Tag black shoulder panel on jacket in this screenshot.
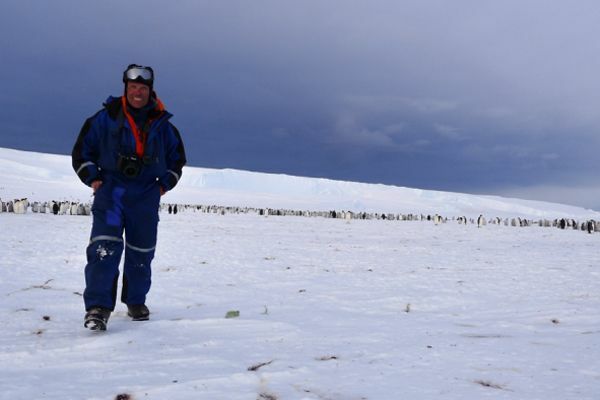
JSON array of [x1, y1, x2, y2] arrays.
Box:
[[104, 97, 122, 120], [71, 116, 94, 180], [171, 123, 187, 168]]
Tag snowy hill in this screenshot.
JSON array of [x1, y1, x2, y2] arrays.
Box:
[[0, 147, 598, 219]]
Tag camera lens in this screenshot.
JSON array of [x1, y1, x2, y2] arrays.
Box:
[[124, 163, 140, 178], [118, 154, 142, 178], [124, 166, 136, 177]]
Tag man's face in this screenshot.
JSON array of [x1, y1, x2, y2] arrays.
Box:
[[126, 81, 151, 109]]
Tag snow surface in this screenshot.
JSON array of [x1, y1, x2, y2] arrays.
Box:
[[1, 147, 599, 399], [1, 212, 599, 399]]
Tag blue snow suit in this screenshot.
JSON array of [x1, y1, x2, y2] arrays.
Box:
[[72, 95, 186, 311]]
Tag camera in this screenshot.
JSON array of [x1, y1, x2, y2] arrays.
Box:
[[117, 154, 143, 178]]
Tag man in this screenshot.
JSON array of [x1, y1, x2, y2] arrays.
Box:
[[72, 64, 186, 331]]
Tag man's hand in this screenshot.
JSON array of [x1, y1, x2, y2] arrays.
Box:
[[160, 186, 166, 196], [91, 180, 103, 193]]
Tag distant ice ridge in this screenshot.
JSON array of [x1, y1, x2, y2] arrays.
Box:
[[1, 146, 598, 219], [180, 166, 597, 218]]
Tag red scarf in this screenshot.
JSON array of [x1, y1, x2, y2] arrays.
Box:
[[121, 96, 165, 157]]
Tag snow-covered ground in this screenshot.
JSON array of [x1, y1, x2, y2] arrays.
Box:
[[1, 211, 599, 399], [1, 147, 599, 399]]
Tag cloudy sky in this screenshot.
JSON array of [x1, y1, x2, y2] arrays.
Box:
[[2, 1, 600, 210]]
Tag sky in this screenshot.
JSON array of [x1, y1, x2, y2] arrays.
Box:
[[2, 1, 600, 210]]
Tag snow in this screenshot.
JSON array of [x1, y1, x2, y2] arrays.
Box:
[[1, 147, 599, 399]]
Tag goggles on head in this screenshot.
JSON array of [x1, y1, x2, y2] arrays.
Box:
[[123, 64, 154, 85]]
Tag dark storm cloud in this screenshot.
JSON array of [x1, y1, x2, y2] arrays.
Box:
[[2, 0, 600, 209]]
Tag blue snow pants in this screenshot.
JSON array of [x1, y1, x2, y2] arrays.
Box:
[[83, 176, 161, 311]]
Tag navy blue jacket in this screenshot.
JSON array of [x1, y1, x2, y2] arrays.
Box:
[[72, 96, 186, 192]]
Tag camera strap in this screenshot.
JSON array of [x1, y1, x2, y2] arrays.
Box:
[[116, 108, 125, 137], [120, 96, 146, 157], [115, 107, 130, 156], [116, 107, 151, 155]]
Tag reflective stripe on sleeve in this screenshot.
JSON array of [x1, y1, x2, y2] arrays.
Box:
[[167, 169, 180, 182], [76, 161, 96, 175]]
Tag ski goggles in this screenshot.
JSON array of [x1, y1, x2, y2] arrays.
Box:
[[125, 66, 154, 82]]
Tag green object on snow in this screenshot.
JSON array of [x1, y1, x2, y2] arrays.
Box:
[[225, 310, 240, 318]]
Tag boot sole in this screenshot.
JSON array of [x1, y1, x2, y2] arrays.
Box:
[[84, 317, 107, 331], [127, 312, 149, 321]]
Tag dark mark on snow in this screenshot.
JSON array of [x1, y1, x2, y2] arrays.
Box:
[[8, 279, 54, 296], [248, 360, 274, 371], [258, 393, 278, 400], [474, 380, 508, 390], [581, 330, 600, 335], [316, 355, 338, 361], [462, 334, 510, 339]]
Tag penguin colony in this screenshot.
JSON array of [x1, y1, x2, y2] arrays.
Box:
[[1, 197, 598, 234]]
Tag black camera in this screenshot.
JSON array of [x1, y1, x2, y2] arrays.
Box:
[[117, 154, 143, 178]]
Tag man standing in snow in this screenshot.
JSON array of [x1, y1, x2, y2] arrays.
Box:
[[72, 64, 186, 330]]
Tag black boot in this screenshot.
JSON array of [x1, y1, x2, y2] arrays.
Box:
[[127, 304, 150, 321], [84, 307, 111, 331]]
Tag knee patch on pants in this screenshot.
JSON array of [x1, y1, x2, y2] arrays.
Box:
[[87, 236, 124, 262]]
